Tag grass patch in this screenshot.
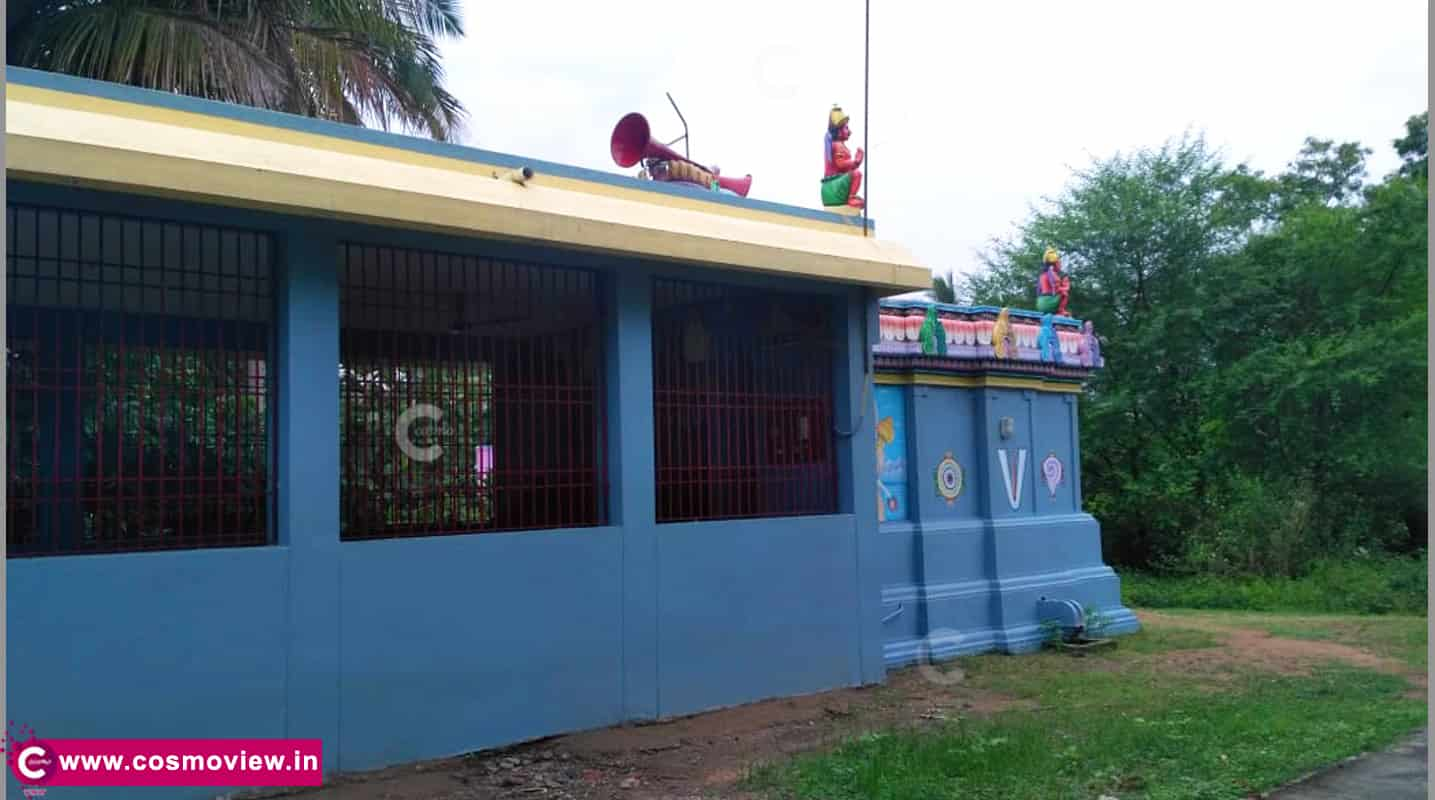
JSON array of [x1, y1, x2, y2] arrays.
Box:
[[749, 614, 1427, 800], [1120, 555, 1427, 615], [1156, 610, 1428, 671], [1114, 625, 1220, 655]]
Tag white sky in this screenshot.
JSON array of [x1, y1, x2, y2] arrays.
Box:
[[438, 1, 1428, 279]]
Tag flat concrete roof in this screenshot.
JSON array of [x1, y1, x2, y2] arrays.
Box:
[[5, 68, 930, 292]]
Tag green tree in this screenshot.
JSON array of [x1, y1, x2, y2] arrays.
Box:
[[966, 119, 1427, 575], [967, 134, 1265, 567], [931, 270, 957, 303], [7, 0, 467, 140], [1394, 111, 1428, 179], [1276, 138, 1372, 209]]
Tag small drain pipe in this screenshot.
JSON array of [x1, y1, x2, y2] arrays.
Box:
[[495, 166, 535, 186], [1037, 597, 1086, 640]]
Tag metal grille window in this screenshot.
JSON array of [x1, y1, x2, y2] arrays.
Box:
[[6, 204, 274, 557], [653, 279, 838, 522], [339, 244, 606, 540]]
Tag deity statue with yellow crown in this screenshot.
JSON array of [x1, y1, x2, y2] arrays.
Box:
[[1036, 247, 1071, 316], [821, 105, 864, 208]]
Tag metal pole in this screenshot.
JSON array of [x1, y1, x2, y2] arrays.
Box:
[[862, 0, 870, 237], [666, 92, 689, 160]]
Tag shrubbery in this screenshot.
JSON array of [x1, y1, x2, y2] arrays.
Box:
[[1122, 552, 1428, 615]]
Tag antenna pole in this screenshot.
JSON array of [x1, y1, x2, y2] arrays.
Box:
[[862, 0, 870, 237], [666, 92, 690, 159]]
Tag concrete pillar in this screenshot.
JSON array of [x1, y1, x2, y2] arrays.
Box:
[[606, 266, 659, 720], [276, 228, 343, 770], [833, 288, 885, 685]]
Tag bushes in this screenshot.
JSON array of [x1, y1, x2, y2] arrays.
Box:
[[1121, 553, 1428, 615], [1173, 474, 1417, 579]]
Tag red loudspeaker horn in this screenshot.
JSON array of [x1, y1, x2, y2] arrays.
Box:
[[610, 112, 752, 198], [716, 174, 752, 197], [611, 113, 683, 168]]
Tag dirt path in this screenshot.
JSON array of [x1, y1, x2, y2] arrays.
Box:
[[1136, 610, 1427, 695], [243, 670, 1026, 800], [242, 612, 1423, 800]]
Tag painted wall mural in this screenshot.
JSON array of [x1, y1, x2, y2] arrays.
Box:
[[874, 384, 909, 522]]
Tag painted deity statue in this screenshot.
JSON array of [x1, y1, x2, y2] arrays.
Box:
[[991, 307, 1014, 359], [821, 104, 864, 208], [1036, 247, 1071, 317], [918, 305, 947, 356], [1080, 320, 1103, 368], [1037, 313, 1060, 363]]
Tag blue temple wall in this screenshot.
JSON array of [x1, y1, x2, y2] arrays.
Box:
[[5, 180, 881, 800], [8, 176, 1131, 800], [876, 378, 1137, 665]]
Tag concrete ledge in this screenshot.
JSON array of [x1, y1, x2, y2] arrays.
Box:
[[883, 603, 1140, 666]]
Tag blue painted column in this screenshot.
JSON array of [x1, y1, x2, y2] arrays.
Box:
[[276, 229, 342, 771], [606, 267, 659, 720], [898, 382, 989, 654], [1066, 394, 1085, 513], [975, 387, 1025, 644], [833, 287, 885, 685]]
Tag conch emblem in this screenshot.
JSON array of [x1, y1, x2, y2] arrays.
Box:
[[1041, 452, 1063, 498]]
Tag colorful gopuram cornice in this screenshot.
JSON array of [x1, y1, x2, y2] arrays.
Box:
[[874, 299, 1104, 386]]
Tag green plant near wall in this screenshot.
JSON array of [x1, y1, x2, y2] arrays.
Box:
[[1084, 606, 1111, 639], [1038, 619, 1064, 647]]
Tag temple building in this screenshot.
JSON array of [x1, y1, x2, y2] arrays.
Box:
[[5, 67, 1135, 799]]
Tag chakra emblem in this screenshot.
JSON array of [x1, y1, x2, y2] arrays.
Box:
[[935, 452, 964, 505], [1041, 452, 1064, 498]]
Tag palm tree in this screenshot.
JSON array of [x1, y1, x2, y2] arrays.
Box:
[[8, 0, 467, 141], [931, 269, 957, 303]]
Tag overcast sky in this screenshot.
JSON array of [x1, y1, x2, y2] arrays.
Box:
[[438, 1, 1427, 280]]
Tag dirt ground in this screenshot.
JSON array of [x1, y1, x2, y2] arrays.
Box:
[[1138, 611, 1427, 696], [243, 611, 1426, 800]]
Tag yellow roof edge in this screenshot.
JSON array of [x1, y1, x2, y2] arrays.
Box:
[[6, 93, 931, 292], [8, 135, 930, 293], [7, 80, 879, 240]]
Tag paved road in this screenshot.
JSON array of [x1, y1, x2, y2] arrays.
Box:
[[1266, 729, 1427, 799]]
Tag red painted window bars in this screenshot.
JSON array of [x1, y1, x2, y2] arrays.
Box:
[[652, 279, 838, 523], [339, 244, 606, 540], [6, 204, 275, 557]]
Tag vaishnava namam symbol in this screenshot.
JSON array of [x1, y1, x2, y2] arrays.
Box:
[[997, 448, 1027, 510]]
